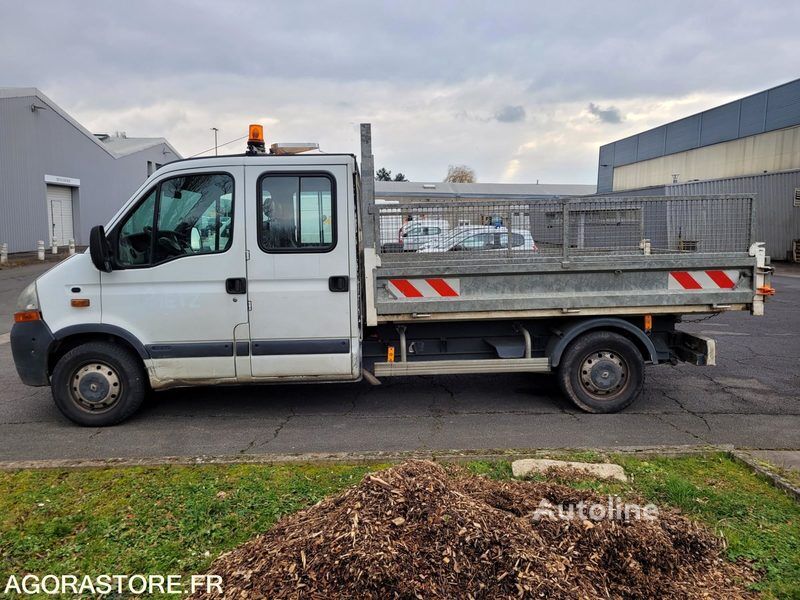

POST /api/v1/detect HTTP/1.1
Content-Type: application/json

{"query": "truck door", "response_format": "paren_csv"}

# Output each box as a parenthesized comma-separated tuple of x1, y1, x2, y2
(245, 163, 358, 379)
(101, 167, 249, 382)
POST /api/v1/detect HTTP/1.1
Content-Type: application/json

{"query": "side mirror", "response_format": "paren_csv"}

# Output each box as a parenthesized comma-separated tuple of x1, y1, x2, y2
(89, 225, 113, 273)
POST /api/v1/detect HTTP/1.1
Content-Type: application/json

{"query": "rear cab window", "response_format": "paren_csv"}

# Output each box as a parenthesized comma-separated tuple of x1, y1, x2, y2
(258, 173, 336, 252)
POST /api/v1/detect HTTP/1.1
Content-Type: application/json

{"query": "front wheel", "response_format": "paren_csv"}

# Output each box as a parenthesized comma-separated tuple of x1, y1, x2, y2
(51, 341, 147, 426)
(557, 331, 645, 413)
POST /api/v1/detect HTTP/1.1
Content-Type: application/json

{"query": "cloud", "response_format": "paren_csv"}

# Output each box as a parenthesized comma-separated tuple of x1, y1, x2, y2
(495, 105, 526, 123)
(587, 103, 623, 124)
(0, 0, 798, 185)
(502, 159, 521, 182)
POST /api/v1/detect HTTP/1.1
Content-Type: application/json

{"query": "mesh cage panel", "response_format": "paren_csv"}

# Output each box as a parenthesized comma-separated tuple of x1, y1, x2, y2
(374, 196, 753, 263)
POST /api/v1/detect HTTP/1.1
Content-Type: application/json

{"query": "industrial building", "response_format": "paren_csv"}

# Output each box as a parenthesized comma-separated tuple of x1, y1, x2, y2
(0, 88, 181, 252)
(596, 78, 800, 260)
(375, 180, 596, 202)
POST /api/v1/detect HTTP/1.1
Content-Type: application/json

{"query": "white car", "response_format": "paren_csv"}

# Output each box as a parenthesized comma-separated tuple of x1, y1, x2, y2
(398, 219, 450, 251)
(419, 226, 538, 253)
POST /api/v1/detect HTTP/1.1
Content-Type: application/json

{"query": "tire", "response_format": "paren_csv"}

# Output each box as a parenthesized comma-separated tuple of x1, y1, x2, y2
(557, 331, 645, 413)
(51, 341, 147, 426)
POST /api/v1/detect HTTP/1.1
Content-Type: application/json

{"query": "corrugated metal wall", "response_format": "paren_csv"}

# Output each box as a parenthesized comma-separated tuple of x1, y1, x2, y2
(0, 94, 179, 252)
(597, 78, 800, 192)
(666, 170, 800, 259)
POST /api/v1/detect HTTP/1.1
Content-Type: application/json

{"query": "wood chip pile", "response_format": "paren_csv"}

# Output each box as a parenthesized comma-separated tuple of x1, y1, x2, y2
(192, 460, 756, 599)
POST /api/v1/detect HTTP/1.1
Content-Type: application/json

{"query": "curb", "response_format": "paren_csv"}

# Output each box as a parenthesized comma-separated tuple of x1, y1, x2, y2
(729, 450, 800, 503)
(0, 444, 729, 471)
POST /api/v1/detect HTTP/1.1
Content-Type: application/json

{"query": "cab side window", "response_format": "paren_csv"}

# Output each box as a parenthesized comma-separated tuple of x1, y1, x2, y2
(117, 190, 156, 266)
(258, 174, 335, 252)
(115, 172, 234, 267)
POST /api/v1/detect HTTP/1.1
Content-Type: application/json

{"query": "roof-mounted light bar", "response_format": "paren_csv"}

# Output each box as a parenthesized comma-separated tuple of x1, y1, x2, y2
(269, 142, 320, 155)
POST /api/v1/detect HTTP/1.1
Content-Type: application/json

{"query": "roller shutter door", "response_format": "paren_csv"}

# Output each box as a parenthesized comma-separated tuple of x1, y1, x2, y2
(47, 185, 74, 245)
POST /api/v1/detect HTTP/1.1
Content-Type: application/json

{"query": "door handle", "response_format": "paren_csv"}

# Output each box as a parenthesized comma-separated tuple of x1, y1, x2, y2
(328, 276, 349, 292)
(226, 277, 247, 294)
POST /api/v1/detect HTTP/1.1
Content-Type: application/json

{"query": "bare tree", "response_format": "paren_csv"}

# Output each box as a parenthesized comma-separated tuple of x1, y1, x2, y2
(444, 165, 476, 183)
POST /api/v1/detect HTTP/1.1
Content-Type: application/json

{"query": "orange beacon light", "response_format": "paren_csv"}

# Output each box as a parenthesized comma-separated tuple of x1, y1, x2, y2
(247, 124, 266, 154)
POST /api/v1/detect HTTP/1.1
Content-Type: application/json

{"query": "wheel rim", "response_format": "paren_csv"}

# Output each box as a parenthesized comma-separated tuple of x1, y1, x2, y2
(578, 350, 629, 400)
(69, 362, 122, 413)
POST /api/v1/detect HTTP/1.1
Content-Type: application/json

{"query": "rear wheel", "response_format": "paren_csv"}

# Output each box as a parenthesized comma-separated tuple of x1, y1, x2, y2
(51, 341, 147, 426)
(557, 331, 644, 413)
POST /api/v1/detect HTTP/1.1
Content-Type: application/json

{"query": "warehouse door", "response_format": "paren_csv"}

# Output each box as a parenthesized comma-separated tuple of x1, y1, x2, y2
(47, 185, 74, 245)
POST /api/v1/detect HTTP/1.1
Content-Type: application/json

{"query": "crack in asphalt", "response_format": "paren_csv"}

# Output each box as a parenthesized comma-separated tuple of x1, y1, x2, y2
(2, 409, 799, 428)
(343, 384, 369, 417)
(419, 377, 455, 435)
(652, 413, 708, 444)
(264, 414, 293, 446)
(662, 389, 712, 432)
(696, 370, 765, 406)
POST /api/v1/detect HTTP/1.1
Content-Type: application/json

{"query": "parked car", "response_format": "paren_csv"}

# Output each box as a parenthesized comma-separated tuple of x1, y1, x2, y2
(398, 219, 450, 251)
(419, 225, 538, 253)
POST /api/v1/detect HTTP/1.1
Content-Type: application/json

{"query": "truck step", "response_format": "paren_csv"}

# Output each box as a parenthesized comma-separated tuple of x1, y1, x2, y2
(373, 357, 550, 377)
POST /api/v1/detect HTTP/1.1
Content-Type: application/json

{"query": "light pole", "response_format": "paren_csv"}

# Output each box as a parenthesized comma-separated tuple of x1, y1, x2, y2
(211, 127, 219, 156)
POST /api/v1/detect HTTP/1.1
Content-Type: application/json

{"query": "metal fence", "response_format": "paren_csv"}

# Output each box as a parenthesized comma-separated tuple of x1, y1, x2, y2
(374, 195, 754, 262)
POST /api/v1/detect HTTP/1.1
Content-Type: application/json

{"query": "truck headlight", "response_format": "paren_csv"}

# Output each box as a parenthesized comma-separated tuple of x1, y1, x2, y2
(16, 282, 40, 312)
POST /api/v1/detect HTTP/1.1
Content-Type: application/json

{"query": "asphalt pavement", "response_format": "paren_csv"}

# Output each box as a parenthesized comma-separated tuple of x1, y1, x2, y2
(1, 262, 798, 461)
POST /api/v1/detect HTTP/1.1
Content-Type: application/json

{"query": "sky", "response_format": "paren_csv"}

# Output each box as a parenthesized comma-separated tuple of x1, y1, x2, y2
(2, 0, 799, 185)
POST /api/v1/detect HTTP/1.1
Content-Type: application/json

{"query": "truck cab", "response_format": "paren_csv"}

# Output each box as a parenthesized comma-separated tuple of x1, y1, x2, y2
(12, 134, 363, 425)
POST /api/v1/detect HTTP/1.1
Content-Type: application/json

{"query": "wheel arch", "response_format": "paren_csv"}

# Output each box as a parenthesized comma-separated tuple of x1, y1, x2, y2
(49, 325, 149, 375)
(547, 318, 657, 368)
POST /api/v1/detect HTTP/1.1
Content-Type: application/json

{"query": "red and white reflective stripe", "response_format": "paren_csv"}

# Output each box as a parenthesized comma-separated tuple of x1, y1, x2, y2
(668, 270, 739, 290)
(387, 278, 460, 298)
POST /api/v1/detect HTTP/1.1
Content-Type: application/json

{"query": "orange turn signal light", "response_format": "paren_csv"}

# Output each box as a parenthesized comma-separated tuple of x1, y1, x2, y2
(71, 299, 90, 308)
(643, 314, 653, 332)
(248, 124, 264, 143)
(14, 310, 41, 323)
(756, 285, 775, 296)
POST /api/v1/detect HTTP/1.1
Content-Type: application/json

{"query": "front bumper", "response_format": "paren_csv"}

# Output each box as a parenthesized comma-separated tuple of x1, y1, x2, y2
(10, 319, 55, 386)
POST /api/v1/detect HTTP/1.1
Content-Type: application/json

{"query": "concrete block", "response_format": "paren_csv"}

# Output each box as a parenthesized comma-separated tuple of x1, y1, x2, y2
(512, 458, 627, 482)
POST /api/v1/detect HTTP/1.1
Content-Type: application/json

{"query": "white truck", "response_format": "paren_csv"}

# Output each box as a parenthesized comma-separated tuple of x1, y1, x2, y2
(11, 124, 774, 425)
